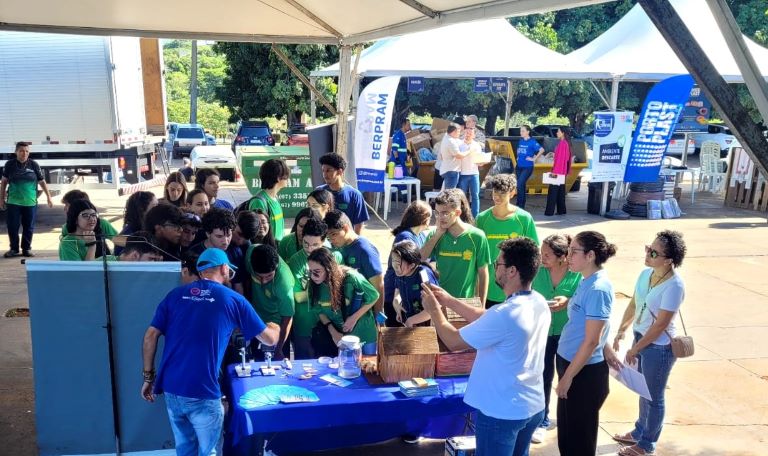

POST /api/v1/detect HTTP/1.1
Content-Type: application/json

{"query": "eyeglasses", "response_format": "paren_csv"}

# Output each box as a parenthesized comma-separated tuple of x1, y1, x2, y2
(435, 210, 455, 219)
(494, 259, 508, 269)
(567, 247, 585, 256)
(79, 212, 98, 220)
(309, 268, 324, 278)
(645, 245, 666, 259)
(182, 213, 201, 223)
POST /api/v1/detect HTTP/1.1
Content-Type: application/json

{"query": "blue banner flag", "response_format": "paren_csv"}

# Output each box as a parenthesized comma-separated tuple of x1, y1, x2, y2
(624, 75, 694, 183)
(675, 85, 711, 133)
(407, 77, 424, 93)
(473, 78, 490, 93)
(491, 78, 508, 93)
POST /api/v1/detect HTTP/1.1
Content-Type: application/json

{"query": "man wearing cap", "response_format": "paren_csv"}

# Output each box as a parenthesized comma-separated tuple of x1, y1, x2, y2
(141, 248, 279, 456)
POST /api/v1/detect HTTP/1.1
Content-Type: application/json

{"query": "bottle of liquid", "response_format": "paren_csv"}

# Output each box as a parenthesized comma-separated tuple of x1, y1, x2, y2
(337, 335, 362, 379)
(387, 161, 395, 178)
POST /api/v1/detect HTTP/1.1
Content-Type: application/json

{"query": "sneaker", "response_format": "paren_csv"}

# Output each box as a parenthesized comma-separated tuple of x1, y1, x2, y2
(402, 434, 422, 444)
(22, 250, 35, 257)
(4, 250, 20, 258)
(531, 427, 546, 444)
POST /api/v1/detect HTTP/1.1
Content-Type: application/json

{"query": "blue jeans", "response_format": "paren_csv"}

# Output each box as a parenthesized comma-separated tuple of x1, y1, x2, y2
(442, 171, 460, 189)
(5, 203, 37, 252)
(165, 393, 223, 456)
(515, 167, 533, 208)
(458, 174, 480, 217)
(631, 332, 676, 453)
(475, 409, 543, 456)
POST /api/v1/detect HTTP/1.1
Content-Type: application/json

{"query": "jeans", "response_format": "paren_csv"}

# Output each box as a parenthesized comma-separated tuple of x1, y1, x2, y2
(458, 174, 480, 217)
(556, 356, 609, 456)
(165, 393, 223, 456)
(442, 171, 460, 189)
(631, 332, 676, 453)
(515, 167, 533, 208)
(539, 335, 560, 429)
(544, 184, 567, 215)
(5, 203, 37, 252)
(475, 409, 544, 456)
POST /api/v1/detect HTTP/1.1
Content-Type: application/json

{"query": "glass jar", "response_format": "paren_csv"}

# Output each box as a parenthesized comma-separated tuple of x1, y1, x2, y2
(337, 335, 362, 379)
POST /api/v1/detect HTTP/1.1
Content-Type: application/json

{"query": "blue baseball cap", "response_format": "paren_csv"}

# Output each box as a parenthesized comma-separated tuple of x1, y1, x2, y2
(197, 248, 237, 272)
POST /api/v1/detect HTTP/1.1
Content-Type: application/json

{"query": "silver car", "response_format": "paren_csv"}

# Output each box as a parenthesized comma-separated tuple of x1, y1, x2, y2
(664, 133, 696, 156)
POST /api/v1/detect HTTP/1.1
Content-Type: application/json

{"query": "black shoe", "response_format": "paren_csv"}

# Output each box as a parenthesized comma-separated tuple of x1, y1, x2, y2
(22, 250, 35, 257)
(4, 250, 20, 258)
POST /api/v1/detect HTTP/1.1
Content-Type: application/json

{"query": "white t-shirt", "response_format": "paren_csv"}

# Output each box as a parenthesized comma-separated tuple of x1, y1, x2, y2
(439, 135, 463, 174)
(459, 290, 550, 420)
(459, 141, 481, 175)
(632, 268, 685, 345)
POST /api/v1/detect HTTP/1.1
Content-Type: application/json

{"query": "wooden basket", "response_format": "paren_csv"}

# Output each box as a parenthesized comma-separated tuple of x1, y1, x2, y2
(377, 327, 439, 384)
(436, 298, 480, 377)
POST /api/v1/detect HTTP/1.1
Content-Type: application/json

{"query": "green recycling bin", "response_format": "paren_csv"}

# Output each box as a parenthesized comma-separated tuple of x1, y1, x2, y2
(236, 146, 314, 218)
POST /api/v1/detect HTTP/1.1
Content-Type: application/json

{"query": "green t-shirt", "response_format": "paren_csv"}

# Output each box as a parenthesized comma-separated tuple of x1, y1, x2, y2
(59, 234, 92, 261)
(248, 190, 285, 240)
(61, 219, 118, 237)
(476, 207, 539, 302)
(288, 248, 343, 337)
(278, 233, 300, 261)
(428, 225, 491, 299)
(245, 254, 295, 325)
(532, 267, 582, 336)
(309, 269, 380, 345)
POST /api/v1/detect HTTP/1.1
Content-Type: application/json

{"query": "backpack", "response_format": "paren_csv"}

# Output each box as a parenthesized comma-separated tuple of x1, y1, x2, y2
(235, 191, 272, 220)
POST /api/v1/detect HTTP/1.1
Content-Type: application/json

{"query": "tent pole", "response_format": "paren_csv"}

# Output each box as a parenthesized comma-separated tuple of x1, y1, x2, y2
(503, 79, 512, 136)
(336, 45, 352, 159)
(600, 75, 621, 216)
(588, 79, 611, 109)
(310, 76, 317, 125)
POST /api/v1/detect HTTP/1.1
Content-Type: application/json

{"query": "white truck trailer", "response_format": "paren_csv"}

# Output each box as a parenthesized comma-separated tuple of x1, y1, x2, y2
(0, 31, 166, 188)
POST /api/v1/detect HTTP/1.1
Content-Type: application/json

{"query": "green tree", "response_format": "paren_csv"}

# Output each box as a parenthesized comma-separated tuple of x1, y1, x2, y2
(213, 43, 339, 125)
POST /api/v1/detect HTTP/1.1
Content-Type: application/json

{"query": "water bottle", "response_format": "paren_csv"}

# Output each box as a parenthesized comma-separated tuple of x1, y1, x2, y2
(387, 161, 395, 178)
(337, 335, 362, 379)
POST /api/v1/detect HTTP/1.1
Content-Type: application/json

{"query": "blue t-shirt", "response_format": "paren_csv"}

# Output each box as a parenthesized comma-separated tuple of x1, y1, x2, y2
(516, 138, 543, 168)
(150, 279, 267, 399)
(227, 242, 250, 285)
(384, 229, 425, 302)
(394, 265, 438, 318)
(213, 198, 234, 211)
(557, 269, 613, 365)
(318, 184, 369, 226)
(340, 237, 382, 280)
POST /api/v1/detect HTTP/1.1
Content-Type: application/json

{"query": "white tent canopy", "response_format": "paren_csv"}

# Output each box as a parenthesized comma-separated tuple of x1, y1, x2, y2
(312, 18, 611, 79)
(568, 0, 768, 82)
(0, 0, 611, 45)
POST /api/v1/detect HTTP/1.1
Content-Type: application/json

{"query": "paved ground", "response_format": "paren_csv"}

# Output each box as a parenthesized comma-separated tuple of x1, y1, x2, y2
(1, 170, 767, 456)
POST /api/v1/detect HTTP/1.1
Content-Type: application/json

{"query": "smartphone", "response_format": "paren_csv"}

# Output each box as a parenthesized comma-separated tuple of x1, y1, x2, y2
(547, 300, 559, 307)
(419, 268, 430, 284)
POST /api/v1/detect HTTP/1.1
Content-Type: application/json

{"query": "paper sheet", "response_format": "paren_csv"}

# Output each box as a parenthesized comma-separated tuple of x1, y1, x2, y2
(610, 365, 652, 400)
(542, 172, 566, 185)
(471, 151, 493, 164)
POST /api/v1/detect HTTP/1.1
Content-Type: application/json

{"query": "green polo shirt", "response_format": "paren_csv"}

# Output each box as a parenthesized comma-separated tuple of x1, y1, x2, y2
(309, 269, 379, 345)
(3, 159, 44, 207)
(532, 267, 582, 336)
(248, 190, 285, 240)
(476, 207, 539, 302)
(278, 232, 300, 261)
(427, 225, 491, 299)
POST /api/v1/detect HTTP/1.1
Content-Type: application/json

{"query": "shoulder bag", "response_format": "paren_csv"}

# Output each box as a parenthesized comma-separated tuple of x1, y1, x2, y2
(649, 308, 694, 358)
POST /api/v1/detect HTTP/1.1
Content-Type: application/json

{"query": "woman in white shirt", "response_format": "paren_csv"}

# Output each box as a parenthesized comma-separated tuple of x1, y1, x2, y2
(611, 230, 687, 456)
(457, 128, 483, 218)
(439, 125, 468, 189)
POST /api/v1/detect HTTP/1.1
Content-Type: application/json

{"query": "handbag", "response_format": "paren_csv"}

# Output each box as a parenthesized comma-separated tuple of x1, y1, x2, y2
(649, 309, 694, 358)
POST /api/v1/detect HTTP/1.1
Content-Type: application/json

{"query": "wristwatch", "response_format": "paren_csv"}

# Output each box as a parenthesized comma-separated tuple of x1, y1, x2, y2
(142, 369, 156, 383)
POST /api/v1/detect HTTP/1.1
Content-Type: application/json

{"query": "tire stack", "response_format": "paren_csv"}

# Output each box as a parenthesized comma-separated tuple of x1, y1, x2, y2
(622, 178, 666, 218)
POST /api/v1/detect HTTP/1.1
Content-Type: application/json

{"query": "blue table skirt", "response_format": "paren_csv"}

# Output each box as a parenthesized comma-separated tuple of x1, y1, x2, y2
(224, 360, 473, 454)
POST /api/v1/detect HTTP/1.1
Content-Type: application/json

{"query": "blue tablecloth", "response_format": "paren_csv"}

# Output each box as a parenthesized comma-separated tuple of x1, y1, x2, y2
(224, 359, 472, 454)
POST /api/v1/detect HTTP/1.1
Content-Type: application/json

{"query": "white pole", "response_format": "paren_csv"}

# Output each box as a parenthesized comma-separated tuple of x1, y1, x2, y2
(599, 76, 621, 216)
(336, 45, 352, 159)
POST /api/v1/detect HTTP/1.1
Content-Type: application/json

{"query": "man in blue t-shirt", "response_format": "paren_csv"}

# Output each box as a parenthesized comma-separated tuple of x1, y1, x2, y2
(515, 125, 545, 209)
(141, 248, 279, 456)
(390, 118, 411, 167)
(317, 153, 369, 234)
(325, 209, 384, 314)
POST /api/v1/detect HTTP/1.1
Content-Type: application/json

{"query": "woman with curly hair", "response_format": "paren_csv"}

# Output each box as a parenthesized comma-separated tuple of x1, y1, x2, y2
(611, 230, 687, 456)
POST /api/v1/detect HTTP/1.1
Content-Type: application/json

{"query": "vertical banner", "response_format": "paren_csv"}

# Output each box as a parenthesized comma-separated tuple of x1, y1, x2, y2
(407, 77, 424, 93)
(624, 75, 694, 183)
(675, 85, 711, 133)
(590, 111, 634, 182)
(354, 76, 401, 192)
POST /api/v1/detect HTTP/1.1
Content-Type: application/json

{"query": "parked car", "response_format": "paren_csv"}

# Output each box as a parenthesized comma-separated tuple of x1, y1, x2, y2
(286, 123, 308, 146)
(663, 132, 696, 156)
(411, 122, 432, 132)
(231, 120, 275, 152)
(205, 133, 217, 146)
(494, 127, 522, 136)
(173, 124, 207, 157)
(190, 145, 237, 181)
(692, 124, 735, 157)
(531, 124, 569, 137)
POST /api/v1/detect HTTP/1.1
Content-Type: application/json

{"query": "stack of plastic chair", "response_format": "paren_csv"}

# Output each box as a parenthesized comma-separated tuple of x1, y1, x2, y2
(698, 141, 727, 193)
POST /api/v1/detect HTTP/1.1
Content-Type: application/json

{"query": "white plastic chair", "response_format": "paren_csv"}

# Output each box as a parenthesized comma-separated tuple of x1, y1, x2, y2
(698, 141, 727, 193)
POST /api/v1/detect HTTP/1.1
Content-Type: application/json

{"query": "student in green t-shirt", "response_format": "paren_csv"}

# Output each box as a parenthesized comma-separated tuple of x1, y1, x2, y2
(307, 247, 380, 354)
(1, 142, 53, 258)
(476, 173, 539, 307)
(59, 199, 109, 261)
(531, 233, 582, 440)
(278, 207, 318, 261)
(287, 217, 341, 359)
(420, 189, 490, 305)
(248, 159, 289, 240)
(59, 190, 118, 239)
(244, 244, 295, 360)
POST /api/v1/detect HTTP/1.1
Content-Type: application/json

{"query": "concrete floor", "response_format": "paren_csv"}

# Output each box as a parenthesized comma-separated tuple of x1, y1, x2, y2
(1, 172, 767, 456)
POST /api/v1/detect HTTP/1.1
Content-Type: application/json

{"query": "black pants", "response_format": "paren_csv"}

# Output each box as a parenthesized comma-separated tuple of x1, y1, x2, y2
(545, 184, 567, 215)
(556, 355, 609, 456)
(541, 335, 560, 427)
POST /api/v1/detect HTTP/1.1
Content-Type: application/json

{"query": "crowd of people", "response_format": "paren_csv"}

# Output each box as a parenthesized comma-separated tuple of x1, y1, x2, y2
(2, 134, 688, 456)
